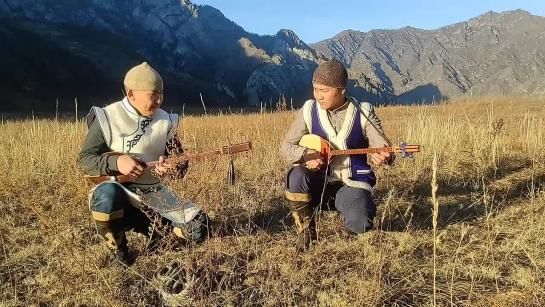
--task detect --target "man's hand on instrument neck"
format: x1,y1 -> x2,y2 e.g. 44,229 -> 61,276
117,155 -> 145,180
303,149 -> 325,170
371,147 -> 392,166
153,155 -> 171,178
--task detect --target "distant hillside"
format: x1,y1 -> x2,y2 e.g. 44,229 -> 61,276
1,2 -> 544,112
0,0 -> 323,112
311,10 -> 545,103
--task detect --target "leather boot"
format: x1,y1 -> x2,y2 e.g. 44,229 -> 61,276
95,219 -> 131,265
287,200 -> 317,251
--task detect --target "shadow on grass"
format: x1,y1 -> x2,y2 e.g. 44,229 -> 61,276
211,197 -> 291,238
376,157 -> 544,232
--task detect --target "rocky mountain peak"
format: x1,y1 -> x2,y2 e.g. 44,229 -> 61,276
276,29 -> 308,49
179,0 -> 198,17
332,29 -> 364,40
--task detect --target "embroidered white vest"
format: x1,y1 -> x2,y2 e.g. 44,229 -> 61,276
91,98 -> 179,186
301,97 -> 374,192
87,99 -> 203,224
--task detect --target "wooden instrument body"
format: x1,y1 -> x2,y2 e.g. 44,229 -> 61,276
298,134 -> 420,160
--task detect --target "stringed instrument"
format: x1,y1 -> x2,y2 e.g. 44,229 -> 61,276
299,134 -> 420,161
85,142 -> 252,185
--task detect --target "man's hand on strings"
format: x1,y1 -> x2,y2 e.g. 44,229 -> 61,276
303,149 -> 325,169
117,154 -> 145,180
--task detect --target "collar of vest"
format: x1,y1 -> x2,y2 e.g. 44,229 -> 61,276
122,97 -> 149,119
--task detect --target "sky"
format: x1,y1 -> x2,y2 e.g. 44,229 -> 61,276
191,0 -> 545,43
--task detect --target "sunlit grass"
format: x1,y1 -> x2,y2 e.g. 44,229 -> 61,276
1,96 -> 544,306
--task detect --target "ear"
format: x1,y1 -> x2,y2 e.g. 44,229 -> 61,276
341,88 -> 346,95
126,88 -> 134,99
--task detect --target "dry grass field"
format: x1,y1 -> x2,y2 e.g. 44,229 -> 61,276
1,96 -> 544,306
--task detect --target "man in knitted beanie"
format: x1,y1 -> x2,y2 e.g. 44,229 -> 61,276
280,59 -> 394,250
123,62 -> 164,116
78,62 -> 210,264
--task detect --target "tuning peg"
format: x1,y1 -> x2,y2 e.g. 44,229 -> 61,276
400,142 -> 414,159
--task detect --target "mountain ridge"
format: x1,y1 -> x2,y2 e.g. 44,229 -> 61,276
1,3 -> 543,112
0,0 -> 323,111
311,9 -> 545,103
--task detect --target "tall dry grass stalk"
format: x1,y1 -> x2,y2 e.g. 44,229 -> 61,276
0,96 -> 544,306
431,152 -> 439,307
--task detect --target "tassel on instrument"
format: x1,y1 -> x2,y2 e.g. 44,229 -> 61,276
227,159 -> 236,186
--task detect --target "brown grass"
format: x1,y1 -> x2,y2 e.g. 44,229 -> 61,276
1,96 -> 544,306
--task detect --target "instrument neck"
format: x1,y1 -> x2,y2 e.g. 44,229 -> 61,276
330,147 -> 395,156
145,149 -> 223,168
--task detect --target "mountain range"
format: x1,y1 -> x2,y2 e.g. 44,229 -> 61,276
1,0 -> 543,112
311,9 -> 545,103
0,0 -> 323,112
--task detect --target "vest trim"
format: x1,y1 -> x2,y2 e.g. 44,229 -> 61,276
92,98 -> 173,186
301,97 -> 375,192
121,98 -> 142,118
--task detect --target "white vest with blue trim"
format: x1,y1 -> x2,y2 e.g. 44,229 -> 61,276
301,97 -> 374,192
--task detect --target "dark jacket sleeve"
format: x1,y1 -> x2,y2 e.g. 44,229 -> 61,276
77,120 -> 120,176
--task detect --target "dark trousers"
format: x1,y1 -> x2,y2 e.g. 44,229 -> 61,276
91,183 -> 154,236
285,166 -> 376,234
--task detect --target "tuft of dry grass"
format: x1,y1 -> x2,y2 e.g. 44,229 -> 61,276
1,96 -> 544,306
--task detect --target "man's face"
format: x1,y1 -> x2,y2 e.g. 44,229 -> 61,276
313,83 -> 345,110
127,89 -> 163,116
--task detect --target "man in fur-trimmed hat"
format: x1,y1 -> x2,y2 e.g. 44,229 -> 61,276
78,62 -> 210,264
280,59 -> 394,250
